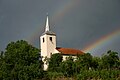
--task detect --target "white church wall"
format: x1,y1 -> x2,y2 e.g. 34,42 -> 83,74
62,55 -> 77,61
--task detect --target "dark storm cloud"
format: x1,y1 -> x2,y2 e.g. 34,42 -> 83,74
53,0 -> 120,56
0,0 -> 120,56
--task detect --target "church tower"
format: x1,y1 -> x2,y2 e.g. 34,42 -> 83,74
40,15 -> 57,70
40,15 -> 84,70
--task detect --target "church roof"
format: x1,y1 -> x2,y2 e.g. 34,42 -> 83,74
42,31 -> 56,36
56,47 -> 84,56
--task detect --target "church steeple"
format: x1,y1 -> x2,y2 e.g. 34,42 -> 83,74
45,15 -> 49,31
40,14 -> 57,70
42,14 -> 56,36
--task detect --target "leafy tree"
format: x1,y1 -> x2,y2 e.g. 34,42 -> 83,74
101,50 -> 119,69
48,53 -> 62,72
77,53 -> 92,70
0,40 -> 44,80
60,56 -> 74,77
0,51 -> 4,65
91,57 -> 99,70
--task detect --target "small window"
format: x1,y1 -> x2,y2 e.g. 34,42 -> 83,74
43,38 -> 44,42
50,37 -> 52,41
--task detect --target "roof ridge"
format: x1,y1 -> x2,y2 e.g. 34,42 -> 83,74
56,47 -> 84,55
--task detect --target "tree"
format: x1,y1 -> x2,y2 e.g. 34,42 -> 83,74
77,53 -> 92,70
0,40 -> 44,80
60,56 -> 74,77
48,53 -> 62,72
101,50 -> 119,69
0,51 -> 4,65
91,57 -> 99,70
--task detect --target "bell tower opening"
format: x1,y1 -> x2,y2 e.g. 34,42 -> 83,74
50,37 -> 52,41
43,38 -> 45,43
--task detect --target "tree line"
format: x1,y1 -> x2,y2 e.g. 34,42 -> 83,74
0,40 -> 120,80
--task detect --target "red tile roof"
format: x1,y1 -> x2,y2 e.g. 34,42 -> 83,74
56,47 -> 84,56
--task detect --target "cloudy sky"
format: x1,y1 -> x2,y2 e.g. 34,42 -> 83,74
0,0 -> 120,56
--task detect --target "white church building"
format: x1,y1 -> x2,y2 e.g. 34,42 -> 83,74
40,15 -> 84,70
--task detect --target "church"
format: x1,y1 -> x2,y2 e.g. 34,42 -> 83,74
40,15 -> 84,70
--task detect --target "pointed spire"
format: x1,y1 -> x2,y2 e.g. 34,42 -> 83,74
42,13 -> 56,36
45,13 -> 50,31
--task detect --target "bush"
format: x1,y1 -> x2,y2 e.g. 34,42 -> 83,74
47,72 -> 64,80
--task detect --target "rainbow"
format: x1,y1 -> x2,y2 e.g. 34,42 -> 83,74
51,0 -> 79,23
83,29 -> 120,53
27,1 -> 120,54
27,0 -> 80,44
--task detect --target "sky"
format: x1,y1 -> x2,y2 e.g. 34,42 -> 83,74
0,0 -> 120,56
